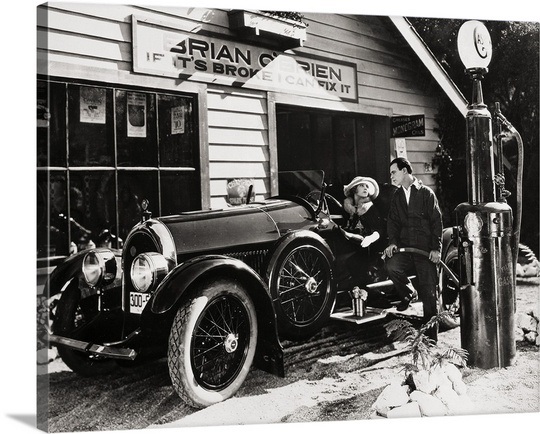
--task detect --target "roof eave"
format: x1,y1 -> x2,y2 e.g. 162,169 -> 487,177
389,16 -> 469,117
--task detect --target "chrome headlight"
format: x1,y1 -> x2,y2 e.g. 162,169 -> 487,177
130,253 -> 169,293
82,249 -> 117,287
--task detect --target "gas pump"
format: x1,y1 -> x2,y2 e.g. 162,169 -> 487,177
455,21 -> 523,368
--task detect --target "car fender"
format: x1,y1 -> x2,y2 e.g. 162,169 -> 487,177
44,249 -> 122,298
441,227 -> 456,261
44,250 -> 91,297
264,229 -> 335,284
150,255 -> 284,377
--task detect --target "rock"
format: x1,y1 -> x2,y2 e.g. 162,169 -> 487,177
516,313 -> 537,332
371,382 -> 410,413
522,262 -> 539,277
410,390 -> 448,416
411,370 -> 435,394
434,383 -> 461,412
387,401 -> 422,419
536,335 -> 540,346
515,327 -> 525,342
452,378 -> 467,396
527,306 -> 539,321
456,395 -> 475,415
429,365 -> 449,391
524,331 -> 538,344
442,362 -> 462,385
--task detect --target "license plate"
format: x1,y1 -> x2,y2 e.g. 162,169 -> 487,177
130,292 -> 151,314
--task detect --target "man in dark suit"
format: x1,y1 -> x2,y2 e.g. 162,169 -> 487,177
384,157 -> 443,342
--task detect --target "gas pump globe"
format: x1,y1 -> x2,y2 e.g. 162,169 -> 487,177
455,21 -> 517,368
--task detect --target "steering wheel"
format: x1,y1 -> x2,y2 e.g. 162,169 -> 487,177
305,191 -> 344,218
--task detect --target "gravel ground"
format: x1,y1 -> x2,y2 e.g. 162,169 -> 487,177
38,277 -> 539,432
155,278 -> 540,429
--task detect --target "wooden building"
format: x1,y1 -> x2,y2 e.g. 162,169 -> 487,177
36,4 -> 467,267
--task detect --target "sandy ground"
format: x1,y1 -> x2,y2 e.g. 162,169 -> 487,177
37,277 -> 540,432
151,277 -> 540,429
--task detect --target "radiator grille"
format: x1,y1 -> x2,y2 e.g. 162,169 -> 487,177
224,249 -> 269,276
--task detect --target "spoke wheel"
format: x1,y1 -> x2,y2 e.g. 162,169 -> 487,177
168,279 -> 257,408
270,237 -> 334,341
438,247 -> 461,330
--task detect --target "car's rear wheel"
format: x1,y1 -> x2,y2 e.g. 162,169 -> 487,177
439,247 -> 461,330
269,237 -> 334,341
168,279 -> 257,408
54,281 -> 117,376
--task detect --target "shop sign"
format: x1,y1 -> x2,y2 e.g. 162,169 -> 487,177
132,16 -> 357,102
391,114 -> 425,138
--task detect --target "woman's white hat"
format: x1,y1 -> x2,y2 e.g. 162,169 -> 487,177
343,176 -> 379,199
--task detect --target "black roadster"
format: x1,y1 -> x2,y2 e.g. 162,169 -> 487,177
44,170 -> 459,408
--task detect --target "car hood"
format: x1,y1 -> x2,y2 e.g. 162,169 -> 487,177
154,199 -> 315,258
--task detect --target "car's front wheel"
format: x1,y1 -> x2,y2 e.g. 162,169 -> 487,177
168,279 -> 257,408
269,237 -> 334,341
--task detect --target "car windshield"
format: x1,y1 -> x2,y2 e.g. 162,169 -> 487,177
278,170 -> 325,199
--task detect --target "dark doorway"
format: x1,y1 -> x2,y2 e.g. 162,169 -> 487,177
276,105 -> 390,200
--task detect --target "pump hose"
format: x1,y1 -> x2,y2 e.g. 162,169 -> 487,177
395,247 -> 459,286
494,110 -> 524,276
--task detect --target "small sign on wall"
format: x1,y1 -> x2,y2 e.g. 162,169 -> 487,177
394,138 -> 408,158
391,114 -> 425,138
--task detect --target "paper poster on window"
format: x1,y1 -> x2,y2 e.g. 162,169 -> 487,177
80,87 -> 106,124
127,92 -> 147,137
171,106 -> 185,135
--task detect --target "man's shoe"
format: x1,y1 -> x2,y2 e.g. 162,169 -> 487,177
396,297 -> 412,311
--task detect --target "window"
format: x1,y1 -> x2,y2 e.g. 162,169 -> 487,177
37,79 -> 200,259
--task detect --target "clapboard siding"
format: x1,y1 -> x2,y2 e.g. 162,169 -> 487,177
207,88 -> 270,203
208,127 -> 269,146
39,5 -> 449,195
38,29 -> 132,63
207,111 -> 268,130
209,145 -> 269,162
38,7 -> 129,42
209,162 -> 268,179
207,94 -> 267,115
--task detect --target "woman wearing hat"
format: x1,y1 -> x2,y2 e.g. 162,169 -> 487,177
341,176 -> 385,252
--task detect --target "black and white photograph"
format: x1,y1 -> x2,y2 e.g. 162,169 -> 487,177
2,1 -> 539,434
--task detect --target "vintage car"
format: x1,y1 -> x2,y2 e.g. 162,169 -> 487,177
44,170 -> 459,408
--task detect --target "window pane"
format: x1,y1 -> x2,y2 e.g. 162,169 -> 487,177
158,95 -> 197,167
160,171 -> 201,215
69,171 -> 117,250
116,90 -> 157,167
68,85 -> 114,166
118,171 -> 158,239
37,171 -> 69,257
37,81 -> 66,167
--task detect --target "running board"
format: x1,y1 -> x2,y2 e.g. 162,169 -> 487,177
331,301 -> 424,325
